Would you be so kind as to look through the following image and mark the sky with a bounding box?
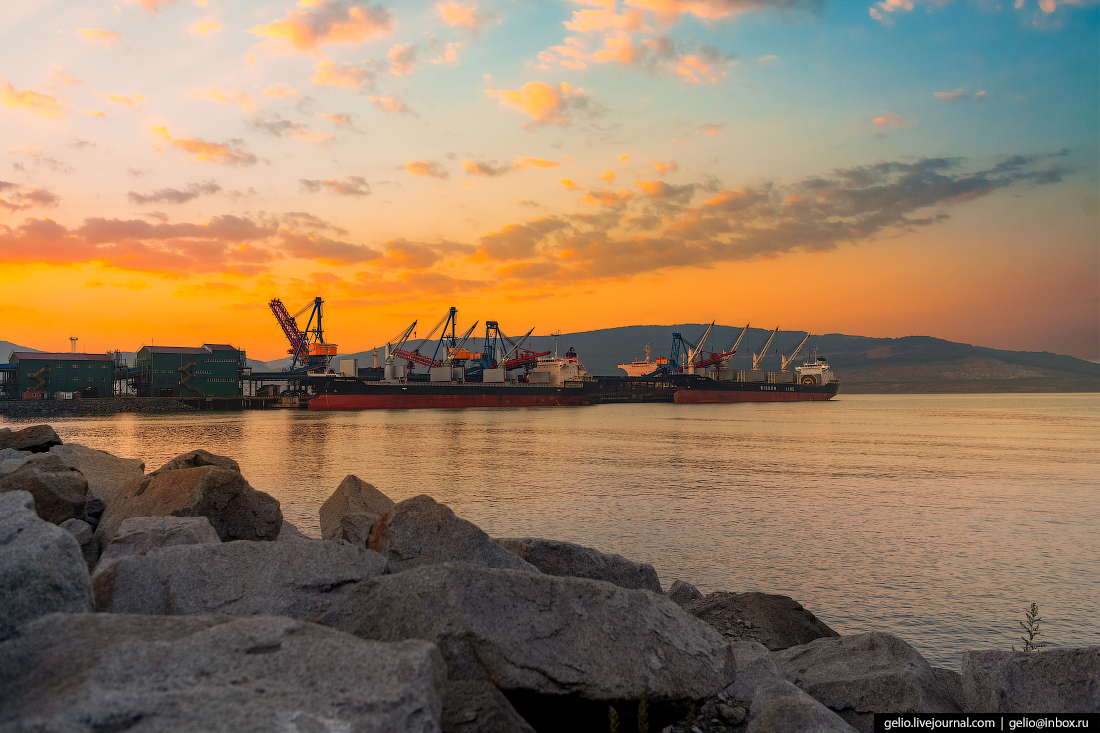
[1,0,1097,362]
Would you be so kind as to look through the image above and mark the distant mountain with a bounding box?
[1,341,40,362]
[327,324,1100,393]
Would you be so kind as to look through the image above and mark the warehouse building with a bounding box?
[134,344,245,398]
[6,352,115,399]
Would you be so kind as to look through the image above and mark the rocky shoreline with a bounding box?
[0,396,194,416]
[1,423,1097,732]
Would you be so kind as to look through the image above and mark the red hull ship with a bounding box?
[309,380,595,410]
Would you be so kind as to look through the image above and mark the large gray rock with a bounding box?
[277,518,309,540]
[686,591,840,651]
[495,536,662,593]
[368,495,537,574]
[311,563,737,731]
[442,680,537,733]
[0,449,29,479]
[726,641,786,707]
[0,455,88,524]
[60,518,99,571]
[47,442,145,503]
[320,474,395,546]
[747,680,859,733]
[150,447,241,474]
[666,579,704,606]
[95,465,282,550]
[0,424,62,453]
[774,632,959,733]
[0,492,92,642]
[961,647,1100,713]
[932,666,963,711]
[97,515,222,566]
[93,536,388,617]
[0,613,446,733]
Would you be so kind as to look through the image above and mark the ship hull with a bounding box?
[672,376,839,403]
[308,378,595,410]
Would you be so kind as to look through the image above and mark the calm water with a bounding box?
[4,393,1098,669]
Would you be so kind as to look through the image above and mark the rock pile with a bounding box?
[1,426,1097,733]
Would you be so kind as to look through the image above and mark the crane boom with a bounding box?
[752,326,779,371]
[719,323,751,368]
[780,334,811,372]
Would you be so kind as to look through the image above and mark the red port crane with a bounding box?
[269,296,338,371]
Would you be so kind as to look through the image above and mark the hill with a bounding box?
[333,325,1100,394]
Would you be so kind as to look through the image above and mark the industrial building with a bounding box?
[134,344,246,398]
[4,352,116,400]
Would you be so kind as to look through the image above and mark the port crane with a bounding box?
[780,334,810,372]
[669,322,744,374]
[752,327,779,371]
[269,296,338,372]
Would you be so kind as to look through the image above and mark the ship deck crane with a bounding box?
[693,322,752,371]
[780,334,811,372]
[752,326,779,371]
[269,296,337,372]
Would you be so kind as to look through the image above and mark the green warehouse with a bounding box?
[135,344,245,398]
[8,352,115,399]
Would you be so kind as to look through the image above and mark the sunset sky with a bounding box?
[1,0,1097,362]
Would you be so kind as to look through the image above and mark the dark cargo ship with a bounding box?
[672,355,840,403]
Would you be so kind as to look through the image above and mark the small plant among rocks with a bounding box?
[1013,602,1049,652]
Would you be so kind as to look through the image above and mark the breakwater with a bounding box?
[0,396,193,416]
[1,423,1097,732]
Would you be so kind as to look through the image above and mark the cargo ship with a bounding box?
[672,354,840,403]
[663,323,840,403]
[617,344,670,377]
[309,310,598,410]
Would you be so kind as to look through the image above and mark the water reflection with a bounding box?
[4,393,1098,669]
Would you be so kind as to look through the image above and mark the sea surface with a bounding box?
[4,393,1098,669]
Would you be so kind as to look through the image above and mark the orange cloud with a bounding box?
[583,188,634,207]
[189,17,223,36]
[601,170,616,183]
[247,116,334,146]
[318,112,352,126]
[650,160,678,175]
[436,1,495,30]
[190,88,256,112]
[871,112,917,128]
[934,88,967,103]
[97,92,146,110]
[251,0,393,54]
[148,125,258,166]
[263,83,300,99]
[0,80,65,118]
[565,8,648,32]
[368,96,414,115]
[47,67,83,89]
[76,28,121,47]
[300,176,371,196]
[698,122,723,136]
[485,82,588,127]
[387,43,417,75]
[673,51,730,84]
[0,214,279,275]
[129,0,176,11]
[560,178,582,190]
[404,160,449,179]
[514,156,561,169]
[310,60,374,89]
[431,42,463,65]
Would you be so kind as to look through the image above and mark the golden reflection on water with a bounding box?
[5,393,1098,669]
